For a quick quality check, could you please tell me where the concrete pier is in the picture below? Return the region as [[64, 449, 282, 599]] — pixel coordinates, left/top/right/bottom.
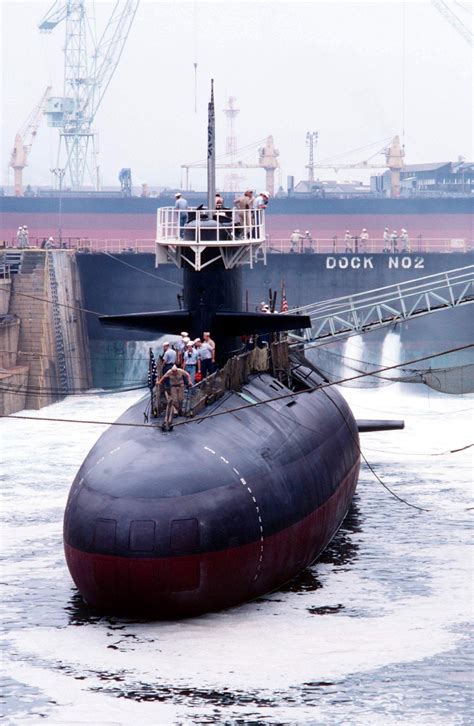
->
[[0, 250, 92, 415]]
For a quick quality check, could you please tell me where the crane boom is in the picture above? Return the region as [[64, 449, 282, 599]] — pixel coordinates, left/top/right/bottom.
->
[[431, 0, 474, 46], [9, 86, 52, 197], [39, 0, 140, 189]]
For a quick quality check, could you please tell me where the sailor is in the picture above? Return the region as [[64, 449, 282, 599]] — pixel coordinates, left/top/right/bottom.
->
[[360, 228, 369, 251], [344, 230, 352, 253], [199, 333, 215, 377], [176, 331, 190, 364], [174, 192, 188, 239], [254, 191, 270, 210], [157, 364, 192, 417], [161, 341, 177, 376], [203, 331, 216, 367], [400, 228, 411, 252], [235, 190, 254, 237], [22, 226, 29, 247], [383, 227, 390, 252], [44, 236, 55, 249], [183, 340, 200, 384]]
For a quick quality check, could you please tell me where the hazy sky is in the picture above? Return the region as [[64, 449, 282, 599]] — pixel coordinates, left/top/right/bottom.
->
[[1, 0, 472, 191]]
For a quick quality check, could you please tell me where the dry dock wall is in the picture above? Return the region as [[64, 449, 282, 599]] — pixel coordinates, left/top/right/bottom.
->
[[0, 250, 92, 415]]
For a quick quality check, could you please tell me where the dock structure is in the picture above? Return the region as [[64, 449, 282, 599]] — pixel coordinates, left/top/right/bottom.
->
[[0, 250, 92, 415]]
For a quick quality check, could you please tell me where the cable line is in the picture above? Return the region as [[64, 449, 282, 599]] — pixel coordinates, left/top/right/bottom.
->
[[2, 343, 471, 429]]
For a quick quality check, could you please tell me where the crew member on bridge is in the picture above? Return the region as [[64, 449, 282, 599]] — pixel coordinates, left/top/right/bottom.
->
[[383, 227, 390, 252], [235, 190, 254, 237], [175, 192, 188, 239]]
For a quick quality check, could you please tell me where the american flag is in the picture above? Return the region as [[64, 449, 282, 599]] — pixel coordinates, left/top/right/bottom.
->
[[280, 290, 289, 313], [148, 348, 158, 389]]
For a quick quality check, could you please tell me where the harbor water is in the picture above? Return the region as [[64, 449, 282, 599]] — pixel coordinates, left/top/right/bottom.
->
[[1, 383, 473, 725]]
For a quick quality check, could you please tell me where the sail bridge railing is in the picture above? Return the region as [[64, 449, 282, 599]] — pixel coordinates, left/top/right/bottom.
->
[[156, 207, 267, 271], [288, 265, 474, 344], [156, 206, 266, 245]]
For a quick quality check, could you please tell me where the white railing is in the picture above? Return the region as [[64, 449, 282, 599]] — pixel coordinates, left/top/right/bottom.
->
[[156, 206, 266, 246], [290, 265, 474, 344], [263, 237, 472, 255]]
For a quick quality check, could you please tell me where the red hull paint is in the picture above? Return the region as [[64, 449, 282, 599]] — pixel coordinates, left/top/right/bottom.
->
[[2, 211, 472, 244], [64, 460, 359, 616]]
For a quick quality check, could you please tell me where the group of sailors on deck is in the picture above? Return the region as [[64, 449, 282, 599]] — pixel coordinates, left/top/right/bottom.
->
[[174, 191, 270, 239], [157, 332, 216, 419]]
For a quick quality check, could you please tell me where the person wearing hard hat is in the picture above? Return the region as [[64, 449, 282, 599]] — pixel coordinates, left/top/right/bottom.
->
[[360, 227, 369, 251], [383, 227, 390, 252], [174, 192, 188, 239], [290, 229, 303, 253], [400, 227, 410, 252], [44, 236, 55, 249], [344, 230, 353, 253]]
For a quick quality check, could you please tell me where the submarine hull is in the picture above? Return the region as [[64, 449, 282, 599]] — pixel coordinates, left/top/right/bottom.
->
[[64, 373, 359, 616]]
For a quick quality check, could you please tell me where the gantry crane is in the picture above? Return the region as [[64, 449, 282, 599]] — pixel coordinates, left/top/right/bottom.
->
[[181, 136, 280, 196], [310, 136, 405, 198], [9, 86, 52, 197], [38, 0, 140, 190]]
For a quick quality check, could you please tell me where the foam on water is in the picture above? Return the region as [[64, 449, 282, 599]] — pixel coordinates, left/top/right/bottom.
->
[[1, 384, 473, 724]]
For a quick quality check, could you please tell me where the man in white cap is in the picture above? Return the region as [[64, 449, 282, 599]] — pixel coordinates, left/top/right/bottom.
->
[[383, 227, 390, 252], [183, 340, 200, 384], [390, 230, 398, 253], [360, 227, 369, 251], [199, 332, 215, 377], [161, 341, 177, 380], [174, 192, 188, 239]]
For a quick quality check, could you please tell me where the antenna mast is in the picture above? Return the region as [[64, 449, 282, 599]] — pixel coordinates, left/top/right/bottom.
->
[[207, 79, 216, 210]]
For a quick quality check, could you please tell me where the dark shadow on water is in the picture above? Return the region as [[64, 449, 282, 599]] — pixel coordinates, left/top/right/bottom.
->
[[276, 499, 362, 595]]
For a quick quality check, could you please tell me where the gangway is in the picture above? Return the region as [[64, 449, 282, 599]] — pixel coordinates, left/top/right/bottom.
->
[[289, 266, 474, 345]]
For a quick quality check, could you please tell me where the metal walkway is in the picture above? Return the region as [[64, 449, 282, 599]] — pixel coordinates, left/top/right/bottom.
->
[[290, 266, 474, 344]]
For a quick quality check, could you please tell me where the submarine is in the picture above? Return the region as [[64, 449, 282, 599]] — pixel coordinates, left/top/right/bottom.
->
[[64, 84, 403, 616]]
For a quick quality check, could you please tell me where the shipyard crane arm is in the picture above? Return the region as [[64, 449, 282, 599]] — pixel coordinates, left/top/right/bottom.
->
[[431, 0, 473, 46], [38, 0, 68, 31], [289, 266, 474, 344], [9, 85, 52, 196], [88, 0, 140, 118]]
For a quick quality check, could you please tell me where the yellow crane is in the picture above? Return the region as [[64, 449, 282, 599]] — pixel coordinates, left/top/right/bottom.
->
[[181, 136, 280, 196], [310, 136, 405, 198], [9, 86, 51, 197]]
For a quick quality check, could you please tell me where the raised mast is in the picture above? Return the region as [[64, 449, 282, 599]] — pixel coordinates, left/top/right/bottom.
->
[[207, 79, 216, 211]]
